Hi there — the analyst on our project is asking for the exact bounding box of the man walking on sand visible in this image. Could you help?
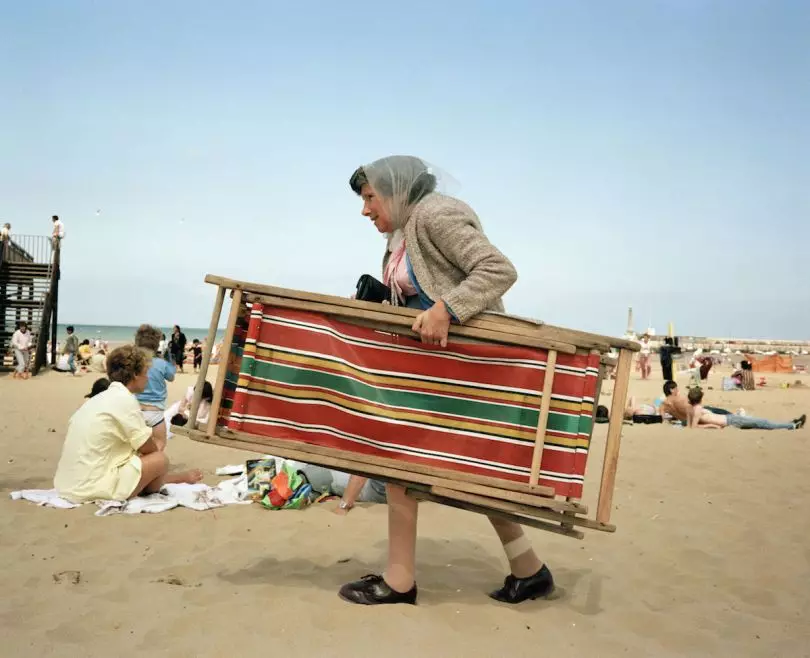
[63,326,79,376]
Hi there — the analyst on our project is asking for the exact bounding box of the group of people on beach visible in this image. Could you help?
[10,321,211,380]
[53,323,216,502]
[47,154,808,613]
[156,326,205,373]
[35,154,810,614]
[49,155,556,608]
[623,379,806,431]
[636,333,706,383]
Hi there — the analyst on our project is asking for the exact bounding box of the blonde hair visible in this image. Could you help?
[134,324,162,352]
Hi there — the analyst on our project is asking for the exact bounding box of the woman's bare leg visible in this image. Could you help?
[130,452,203,498]
[488,516,543,578]
[383,483,418,592]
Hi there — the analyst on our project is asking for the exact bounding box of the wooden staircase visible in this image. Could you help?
[0,236,60,376]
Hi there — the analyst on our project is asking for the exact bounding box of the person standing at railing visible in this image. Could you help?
[11,321,32,380]
[51,215,65,247]
[1,223,10,263]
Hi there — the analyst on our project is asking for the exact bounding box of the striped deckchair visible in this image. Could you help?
[179,275,638,539]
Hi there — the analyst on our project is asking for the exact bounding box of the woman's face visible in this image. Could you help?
[360,183,392,233]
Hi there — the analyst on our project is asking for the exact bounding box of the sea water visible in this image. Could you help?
[53,324,226,345]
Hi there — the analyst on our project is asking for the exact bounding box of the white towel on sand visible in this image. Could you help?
[10,489,80,509]
[10,475,250,516]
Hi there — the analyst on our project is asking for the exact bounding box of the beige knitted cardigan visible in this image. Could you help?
[382,192,517,324]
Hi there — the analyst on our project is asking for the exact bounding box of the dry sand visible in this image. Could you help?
[1,364,809,658]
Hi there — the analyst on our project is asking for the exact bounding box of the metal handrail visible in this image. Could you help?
[0,234,54,266]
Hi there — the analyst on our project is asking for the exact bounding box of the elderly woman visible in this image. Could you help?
[54,345,202,503]
[338,155,554,606]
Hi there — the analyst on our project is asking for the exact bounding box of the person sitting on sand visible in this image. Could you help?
[731,360,756,391]
[167,381,214,428]
[686,387,805,431]
[78,339,93,366]
[89,348,107,373]
[134,324,175,450]
[85,377,110,399]
[53,345,202,503]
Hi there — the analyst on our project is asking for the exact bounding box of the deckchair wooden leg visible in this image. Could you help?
[596,347,632,524]
[188,285,226,429]
[206,289,243,436]
[529,350,557,487]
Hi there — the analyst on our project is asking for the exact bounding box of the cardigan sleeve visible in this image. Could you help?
[421,207,517,323]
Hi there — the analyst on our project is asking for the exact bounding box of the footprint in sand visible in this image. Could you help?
[52,570,81,585]
[154,575,202,588]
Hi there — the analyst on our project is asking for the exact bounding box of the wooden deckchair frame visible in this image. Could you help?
[176,275,637,540]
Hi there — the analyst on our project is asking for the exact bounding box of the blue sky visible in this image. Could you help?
[1,1,807,338]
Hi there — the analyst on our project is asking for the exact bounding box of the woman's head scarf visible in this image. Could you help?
[349,155,437,231]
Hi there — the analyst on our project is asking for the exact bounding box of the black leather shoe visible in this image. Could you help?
[488,564,555,604]
[338,574,417,605]
[793,414,806,429]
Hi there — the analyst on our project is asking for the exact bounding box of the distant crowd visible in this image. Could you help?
[10,321,223,380]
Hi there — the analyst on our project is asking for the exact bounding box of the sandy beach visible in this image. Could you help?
[2,364,809,658]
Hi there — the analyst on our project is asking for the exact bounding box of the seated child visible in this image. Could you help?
[134,324,176,449]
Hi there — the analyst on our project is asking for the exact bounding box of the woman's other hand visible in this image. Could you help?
[412,301,452,347]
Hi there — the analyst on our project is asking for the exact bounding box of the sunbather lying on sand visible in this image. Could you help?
[623,396,659,419]
[54,345,202,503]
[622,396,663,424]
[289,467,386,515]
[686,387,805,431]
